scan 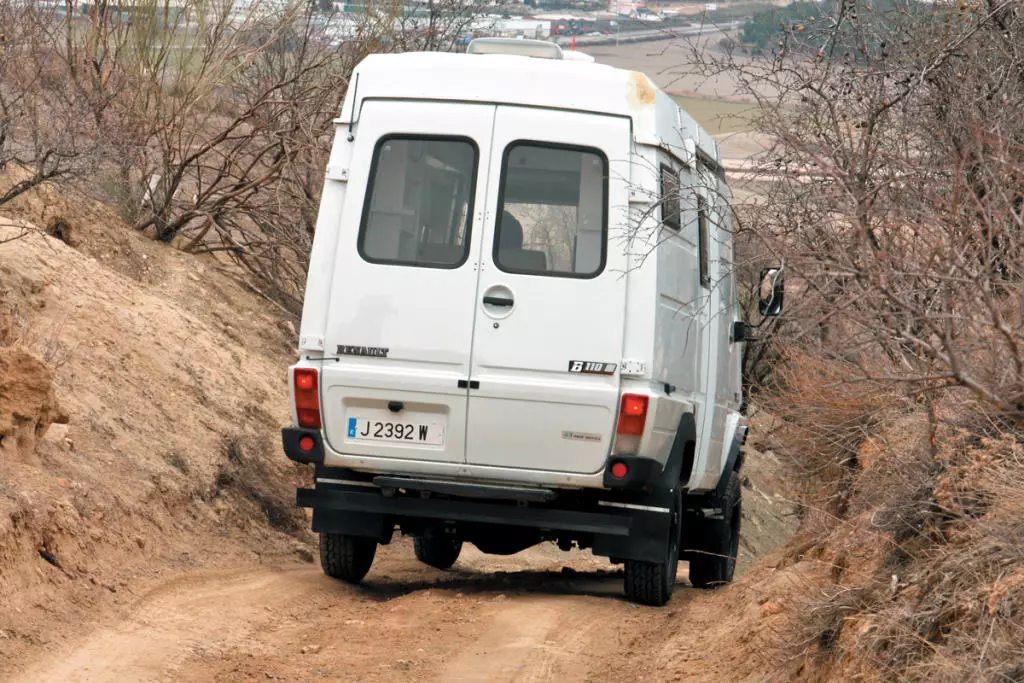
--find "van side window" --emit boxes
[494,143,607,278]
[697,195,710,288]
[358,136,477,269]
[660,164,681,230]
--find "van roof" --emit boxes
[338,51,721,167]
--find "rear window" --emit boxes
[494,143,607,278]
[358,136,478,269]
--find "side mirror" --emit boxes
[758,267,784,317]
[731,320,747,343]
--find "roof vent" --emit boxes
[467,37,563,60]
[562,50,595,63]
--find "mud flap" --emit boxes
[312,508,394,543]
[592,507,673,564]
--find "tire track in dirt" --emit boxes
[7,568,314,683]
[4,540,697,683]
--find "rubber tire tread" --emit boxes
[688,470,741,589]
[624,557,674,607]
[414,531,463,570]
[623,488,681,607]
[319,532,377,584]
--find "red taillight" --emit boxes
[299,436,315,452]
[611,461,629,479]
[293,368,321,429]
[616,394,649,436]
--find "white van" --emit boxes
[282,38,784,606]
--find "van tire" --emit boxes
[319,532,377,583]
[414,530,463,570]
[688,470,741,589]
[623,489,680,606]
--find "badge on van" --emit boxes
[568,360,617,375]
[562,430,602,443]
[337,345,389,358]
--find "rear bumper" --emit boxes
[298,476,673,564]
[282,427,668,492]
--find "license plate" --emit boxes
[346,417,445,446]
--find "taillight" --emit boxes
[293,368,321,429]
[616,394,649,436]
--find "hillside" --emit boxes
[0,184,312,676]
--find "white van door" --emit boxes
[320,100,495,463]
[464,107,630,474]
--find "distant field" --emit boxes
[672,95,758,135]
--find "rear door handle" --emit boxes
[482,296,514,307]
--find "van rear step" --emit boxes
[372,476,557,503]
[298,486,631,537]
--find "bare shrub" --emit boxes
[760,348,907,528]
[0,1,91,207]
[792,422,1024,681]
[684,0,1024,677]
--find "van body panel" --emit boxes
[687,163,726,491]
[320,100,497,463]
[464,106,631,474]
[300,50,741,491]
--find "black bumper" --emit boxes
[297,480,673,564]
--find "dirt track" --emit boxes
[6,540,752,683]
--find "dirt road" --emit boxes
[5,538,776,683]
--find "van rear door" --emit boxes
[465,107,630,475]
[320,100,494,464]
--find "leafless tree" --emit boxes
[694,0,1024,414]
[0,1,90,208]
[686,2,1024,676]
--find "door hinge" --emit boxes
[620,359,647,377]
[299,335,325,352]
[458,379,480,389]
[326,165,349,182]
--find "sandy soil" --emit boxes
[7,531,810,683]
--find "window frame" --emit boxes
[357,134,480,270]
[697,194,710,288]
[659,163,681,231]
[492,139,609,280]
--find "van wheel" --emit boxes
[688,470,741,589]
[623,489,680,606]
[319,532,377,583]
[414,530,463,570]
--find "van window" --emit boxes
[660,164,681,230]
[359,136,477,269]
[494,143,607,278]
[698,195,710,288]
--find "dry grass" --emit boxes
[764,351,1024,680]
[759,347,908,529]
